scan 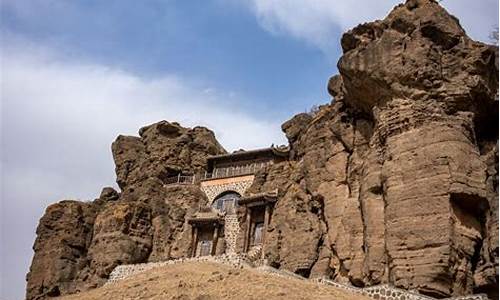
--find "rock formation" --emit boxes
[248,0,498,297]
[26,122,225,299]
[26,1,498,299]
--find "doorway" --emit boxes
[253,222,264,245]
[199,240,212,257]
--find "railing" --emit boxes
[204,162,271,180]
[163,162,272,186]
[163,174,196,185]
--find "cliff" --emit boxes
[26,1,498,299]
[26,122,225,299]
[246,0,498,298]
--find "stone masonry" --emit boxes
[223,214,240,254]
[200,177,254,203]
[108,257,489,300]
[107,254,251,283]
[315,279,489,300]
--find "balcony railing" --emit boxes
[163,174,196,185]
[163,162,272,186]
[204,162,270,180]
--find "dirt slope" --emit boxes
[58,262,369,300]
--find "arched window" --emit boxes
[213,191,240,214]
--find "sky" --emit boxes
[1,1,498,299]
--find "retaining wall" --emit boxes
[107,254,250,284]
[107,257,489,300]
[316,279,488,300]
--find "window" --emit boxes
[216,199,223,210]
[213,192,241,214]
[222,199,235,214]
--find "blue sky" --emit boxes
[2,0,335,118]
[1,1,498,299]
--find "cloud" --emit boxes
[231,0,399,54]
[0,38,286,300]
[235,0,497,54]
[441,0,499,43]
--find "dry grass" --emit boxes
[58,262,369,300]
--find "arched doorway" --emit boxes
[212,191,241,214]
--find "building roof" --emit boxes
[206,145,289,171]
[238,189,278,206]
[187,209,224,225]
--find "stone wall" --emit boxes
[224,214,240,254]
[362,285,488,300]
[315,279,489,300]
[108,257,489,300]
[107,254,251,283]
[200,176,254,203]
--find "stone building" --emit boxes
[187,208,224,257]
[177,145,288,260]
[25,1,499,299]
[238,191,277,259]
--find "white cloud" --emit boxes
[235,0,497,54]
[441,0,499,43]
[233,0,399,53]
[0,39,286,300]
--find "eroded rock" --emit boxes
[26,122,223,300]
[249,0,498,297]
[112,121,225,189]
[26,1,498,299]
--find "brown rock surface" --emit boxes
[26,200,102,299]
[26,1,498,299]
[246,0,498,298]
[245,0,498,297]
[335,0,498,297]
[26,122,224,300]
[112,121,225,189]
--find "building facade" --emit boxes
[176,146,288,261]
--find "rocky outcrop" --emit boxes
[26,122,225,300]
[26,200,100,299]
[27,1,498,299]
[112,121,225,189]
[247,0,498,298]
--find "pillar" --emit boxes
[191,226,198,257]
[211,224,219,256]
[248,222,256,250]
[243,207,252,252]
[261,204,271,259]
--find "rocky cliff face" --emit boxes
[26,122,225,300]
[112,121,225,189]
[27,1,498,299]
[248,0,498,298]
